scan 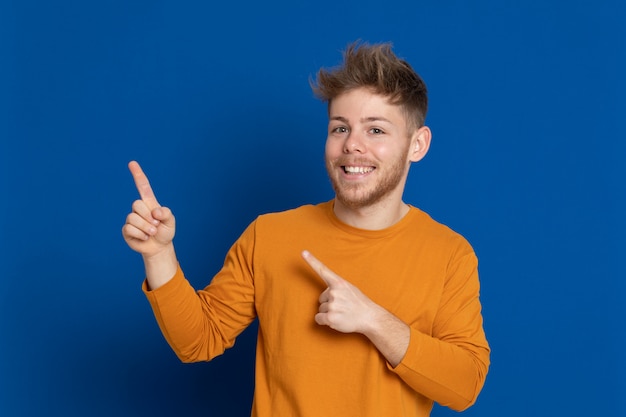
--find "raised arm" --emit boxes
[122,161,178,290]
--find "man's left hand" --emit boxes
[301,250,410,367]
[302,250,378,334]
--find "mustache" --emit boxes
[329,157,377,167]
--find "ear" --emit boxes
[408,126,432,163]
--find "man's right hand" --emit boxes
[122,161,178,289]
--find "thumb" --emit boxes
[152,206,175,226]
[302,250,343,287]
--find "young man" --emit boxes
[122,42,490,417]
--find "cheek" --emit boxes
[375,140,411,162]
[325,138,341,159]
[369,143,394,160]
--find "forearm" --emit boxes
[143,265,232,362]
[361,298,488,409]
[392,327,490,411]
[143,231,258,363]
[361,305,488,410]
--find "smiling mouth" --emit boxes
[342,166,375,174]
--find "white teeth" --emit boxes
[344,166,374,174]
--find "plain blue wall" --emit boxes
[1,0,624,416]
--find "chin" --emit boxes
[335,188,385,209]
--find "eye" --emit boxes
[369,127,385,135]
[331,126,349,134]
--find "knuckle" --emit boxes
[126,212,140,225]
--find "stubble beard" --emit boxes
[325,153,409,210]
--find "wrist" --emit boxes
[363,305,410,367]
[142,244,178,290]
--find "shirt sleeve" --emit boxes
[143,221,258,363]
[389,250,490,411]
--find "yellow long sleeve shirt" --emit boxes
[144,201,490,416]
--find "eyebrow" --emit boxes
[330,116,393,124]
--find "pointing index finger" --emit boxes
[128,161,160,209]
[302,250,342,287]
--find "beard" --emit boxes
[325,152,409,210]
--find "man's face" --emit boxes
[324,88,416,210]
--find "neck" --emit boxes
[333,198,410,230]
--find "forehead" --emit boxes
[329,88,405,124]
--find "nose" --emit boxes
[343,131,364,154]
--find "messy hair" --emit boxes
[311,41,428,132]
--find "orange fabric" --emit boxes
[144,201,490,416]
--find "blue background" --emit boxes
[1,0,624,416]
